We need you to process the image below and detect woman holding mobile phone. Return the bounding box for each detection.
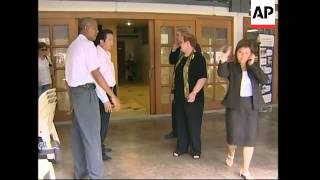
[218,39,268,179]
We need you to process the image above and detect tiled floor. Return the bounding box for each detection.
[112,82,150,118]
[53,107,278,179]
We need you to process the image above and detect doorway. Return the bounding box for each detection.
[97,19,151,118]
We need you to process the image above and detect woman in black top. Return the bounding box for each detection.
[218,39,268,179]
[171,32,207,159]
[165,29,202,139]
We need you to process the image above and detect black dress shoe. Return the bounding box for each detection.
[164,131,177,139]
[104,147,112,152]
[102,152,112,161]
[102,144,112,152]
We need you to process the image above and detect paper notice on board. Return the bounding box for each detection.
[161,34,168,44]
[262,94,272,104]
[266,49,273,56]
[258,34,274,47]
[261,85,271,94]
[260,58,267,65]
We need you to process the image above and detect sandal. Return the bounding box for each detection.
[173,151,181,157]
[192,154,200,159]
[225,154,234,167]
[240,169,254,179]
[173,151,187,157]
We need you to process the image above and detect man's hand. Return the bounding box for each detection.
[111,96,120,111]
[104,102,113,113]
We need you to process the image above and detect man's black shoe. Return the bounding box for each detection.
[102,144,112,152]
[104,147,112,152]
[102,152,112,161]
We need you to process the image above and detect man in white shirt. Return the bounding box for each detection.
[94,29,117,161]
[65,17,120,179]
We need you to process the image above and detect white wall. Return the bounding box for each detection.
[39,0,278,49]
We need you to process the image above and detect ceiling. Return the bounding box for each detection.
[58,0,230,7]
[98,19,148,28]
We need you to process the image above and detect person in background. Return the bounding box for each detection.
[94,29,117,161]
[38,42,53,97]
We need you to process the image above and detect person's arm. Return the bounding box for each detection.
[187,55,207,103]
[217,46,232,78]
[95,84,109,103]
[86,44,120,110]
[91,69,120,110]
[217,61,230,78]
[187,78,207,102]
[169,46,181,65]
[247,55,269,85]
[95,85,113,112]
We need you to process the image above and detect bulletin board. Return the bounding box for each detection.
[258,34,274,104]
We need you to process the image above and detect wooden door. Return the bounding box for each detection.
[38,18,77,122]
[196,18,233,110]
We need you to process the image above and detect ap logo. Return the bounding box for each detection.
[251,0,275,28]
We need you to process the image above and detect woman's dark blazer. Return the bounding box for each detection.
[218,61,269,110]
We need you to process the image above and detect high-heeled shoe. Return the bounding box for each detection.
[173,151,186,157]
[225,154,234,167]
[192,154,200,159]
[173,152,180,157]
[240,169,254,179]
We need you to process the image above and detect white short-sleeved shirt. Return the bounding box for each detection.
[95,46,116,103]
[38,57,52,86]
[65,34,100,87]
[240,71,253,97]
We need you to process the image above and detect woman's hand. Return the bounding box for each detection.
[248,53,255,66]
[187,92,196,103]
[220,46,232,63]
[172,41,180,52]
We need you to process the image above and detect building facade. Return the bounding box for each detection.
[38,0,278,122]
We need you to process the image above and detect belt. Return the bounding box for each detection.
[77,83,96,89]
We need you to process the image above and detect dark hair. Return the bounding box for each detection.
[234,39,254,62]
[180,31,197,49]
[94,29,113,46]
[38,42,48,50]
[195,43,202,53]
[79,17,96,33]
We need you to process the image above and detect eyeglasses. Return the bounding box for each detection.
[40,48,47,51]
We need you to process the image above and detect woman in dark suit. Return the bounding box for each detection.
[218,39,268,179]
[172,32,207,159]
